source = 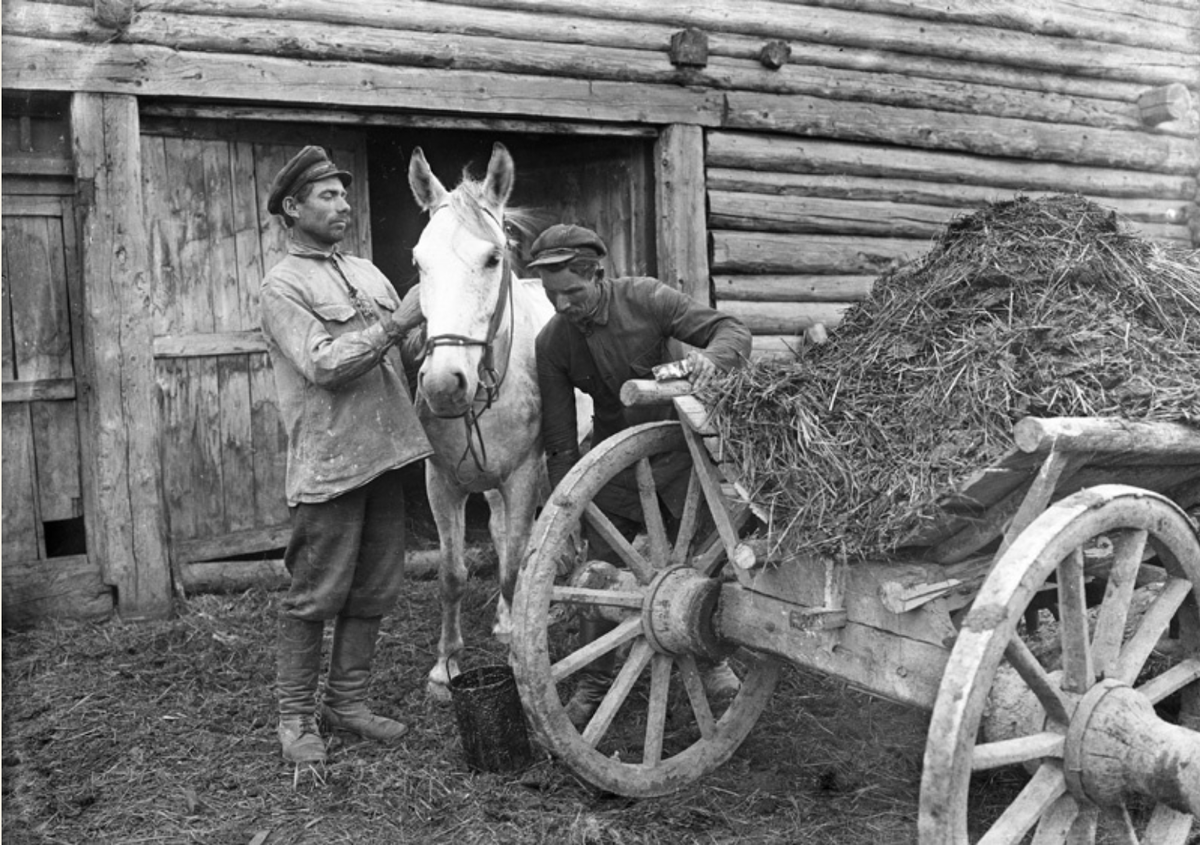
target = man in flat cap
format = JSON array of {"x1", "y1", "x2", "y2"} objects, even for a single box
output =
[
  {"x1": 530, "y1": 223, "x2": 751, "y2": 728},
  {"x1": 260, "y1": 145, "x2": 432, "y2": 765}
]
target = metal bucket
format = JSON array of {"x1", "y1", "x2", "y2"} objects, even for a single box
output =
[{"x1": 448, "y1": 664, "x2": 534, "y2": 773}]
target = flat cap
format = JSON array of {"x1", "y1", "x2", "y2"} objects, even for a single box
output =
[
  {"x1": 527, "y1": 224, "x2": 608, "y2": 268},
  {"x1": 267, "y1": 146, "x2": 353, "y2": 216}
]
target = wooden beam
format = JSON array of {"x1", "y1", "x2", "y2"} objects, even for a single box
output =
[
  {"x1": 710, "y1": 191, "x2": 954, "y2": 238},
  {"x1": 152, "y1": 331, "x2": 268, "y2": 358},
  {"x1": 1, "y1": 378, "x2": 76, "y2": 402},
  {"x1": 1, "y1": 554, "x2": 113, "y2": 628},
  {"x1": 717, "y1": 300, "x2": 853, "y2": 334},
  {"x1": 711, "y1": 232, "x2": 917, "y2": 274},
  {"x1": 707, "y1": 132, "x2": 1198, "y2": 200},
  {"x1": 713, "y1": 274, "x2": 874, "y2": 302},
  {"x1": 654, "y1": 125, "x2": 708, "y2": 300},
  {"x1": 72, "y1": 92, "x2": 173, "y2": 621}
]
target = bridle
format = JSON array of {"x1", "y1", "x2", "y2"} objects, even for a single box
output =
[{"x1": 418, "y1": 202, "x2": 516, "y2": 474}]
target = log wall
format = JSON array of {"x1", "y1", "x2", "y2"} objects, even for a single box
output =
[{"x1": 0, "y1": 0, "x2": 1196, "y2": 615}]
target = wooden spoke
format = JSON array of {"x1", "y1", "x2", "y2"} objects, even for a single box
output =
[
  {"x1": 1143, "y1": 805, "x2": 1195, "y2": 844},
  {"x1": 550, "y1": 616, "x2": 642, "y2": 683},
  {"x1": 1004, "y1": 637, "x2": 1072, "y2": 726},
  {"x1": 972, "y1": 731, "x2": 1064, "y2": 771},
  {"x1": 635, "y1": 456, "x2": 672, "y2": 567},
  {"x1": 1091, "y1": 529, "x2": 1146, "y2": 679},
  {"x1": 551, "y1": 585, "x2": 643, "y2": 610},
  {"x1": 1058, "y1": 547, "x2": 1095, "y2": 694},
  {"x1": 978, "y1": 762, "x2": 1068, "y2": 845},
  {"x1": 1116, "y1": 577, "x2": 1193, "y2": 684},
  {"x1": 1136, "y1": 658, "x2": 1200, "y2": 705},
  {"x1": 681, "y1": 426, "x2": 741, "y2": 565},
  {"x1": 1065, "y1": 806, "x2": 1100, "y2": 844},
  {"x1": 584, "y1": 502, "x2": 653, "y2": 583},
  {"x1": 642, "y1": 654, "x2": 673, "y2": 766},
  {"x1": 1111, "y1": 806, "x2": 1139, "y2": 845},
  {"x1": 581, "y1": 639, "x2": 654, "y2": 746},
  {"x1": 678, "y1": 654, "x2": 716, "y2": 739},
  {"x1": 670, "y1": 469, "x2": 702, "y2": 567},
  {"x1": 1030, "y1": 796, "x2": 1079, "y2": 845}
]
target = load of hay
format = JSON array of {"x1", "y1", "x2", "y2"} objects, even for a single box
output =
[{"x1": 704, "y1": 194, "x2": 1200, "y2": 562}]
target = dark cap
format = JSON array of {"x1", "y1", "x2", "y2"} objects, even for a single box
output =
[
  {"x1": 267, "y1": 146, "x2": 353, "y2": 216},
  {"x1": 527, "y1": 224, "x2": 608, "y2": 268}
]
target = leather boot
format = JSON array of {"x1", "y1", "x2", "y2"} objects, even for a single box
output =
[
  {"x1": 564, "y1": 616, "x2": 617, "y2": 730},
  {"x1": 321, "y1": 616, "x2": 408, "y2": 743},
  {"x1": 276, "y1": 616, "x2": 327, "y2": 764}
]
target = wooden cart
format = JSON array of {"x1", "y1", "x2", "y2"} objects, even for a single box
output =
[{"x1": 510, "y1": 381, "x2": 1200, "y2": 844}]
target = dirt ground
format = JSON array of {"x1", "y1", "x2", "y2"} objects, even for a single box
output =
[{"x1": 2, "y1": 561, "x2": 941, "y2": 845}]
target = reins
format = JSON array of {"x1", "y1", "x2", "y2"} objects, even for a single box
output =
[{"x1": 418, "y1": 203, "x2": 518, "y2": 476}]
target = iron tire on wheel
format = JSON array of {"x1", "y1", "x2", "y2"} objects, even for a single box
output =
[
  {"x1": 512, "y1": 421, "x2": 780, "y2": 797},
  {"x1": 920, "y1": 484, "x2": 1200, "y2": 844}
]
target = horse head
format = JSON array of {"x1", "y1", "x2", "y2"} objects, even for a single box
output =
[{"x1": 408, "y1": 142, "x2": 516, "y2": 418}]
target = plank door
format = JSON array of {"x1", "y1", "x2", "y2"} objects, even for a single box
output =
[
  {"x1": 139, "y1": 118, "x2": 371, "y2": 567},
  {"x1": 2, "y1": 190, "x2": 112, "y2": 625}
]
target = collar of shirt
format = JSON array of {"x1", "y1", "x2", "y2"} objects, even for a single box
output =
[{"x1": 287, "y1": 240, "x2": 341, "y2": 260}]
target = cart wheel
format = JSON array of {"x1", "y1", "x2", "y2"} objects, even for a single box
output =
[
  {"x1": 512, "y1": 421, "x2": 780, "y2": 797},
  {"x1": 920, "y1": 484, "x2": 1200, "y2": 844}
]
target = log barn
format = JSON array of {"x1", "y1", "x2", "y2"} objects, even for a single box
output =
[{"x1": 2, "y1": 0, "x2": 1197, "y2": 626}]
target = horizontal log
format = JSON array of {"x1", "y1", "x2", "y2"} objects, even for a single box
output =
[
  {"x1": 445, "y1": 0, "x2": 1199, "y2": 87},
  {"x1": 172, "y1": 522, "x2": 291, "y2": 564},
  {"x1": 706, "y1": 168, "x2": 1194, "y2": 223},
  {"x1": 726, "y1": 91, "x2": 1198, "y2": 174},
  {"x1": 176, "y1": 558, "x2": 288, "y2": 594},
  {"x1": 1013, "y1": 417, "x2": 1200, "y2": 456},
  {"x1": 10, "y1": 3, "x2": 1190, "y2": 138},
  {"x1": 1, "y1": 378, "x2": 76, "y2": 403},
  {"x1": 153, "y1": 331, "x2": 267, "y2": 358},
  {"x1": 1, "y1": 36, "x2": 727, "y2": 127},
  {"x1": 751, "y1": 334, "x2": 836, "y2": 359},
  {"x1": 712, "y1": 231, "x2": 919, "y2": 274},
  {"x1": 718, "y1": 299, "x2": 853, "y2": 334},
  {"x1": 710, "y1": 191, "x2": 952, "y2": 238},
  {"x1": 714, "y1": 274, "x2": 874, "y2": 302},
  {"x1": 2, "y1": 554, "x2": 113, "y2": 628},
  {"x1": 708, "y1": 132, "x2": 1199, "y2": 199},
  {"x1": 773, "y1": 0, "x2": 1199, "y2": 53}
]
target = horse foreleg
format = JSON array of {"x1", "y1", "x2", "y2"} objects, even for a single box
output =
[
  {"x1": 426, "y1": 468, "x2": 468, "y2": 702},
  {"x1": 492, "y1": 459, "x2": 544, "y2": 645},
  {"x1": 482, "y1": 489, "x2": 512, "y2": 644}
]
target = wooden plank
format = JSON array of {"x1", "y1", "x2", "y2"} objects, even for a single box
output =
[
  {"x1": 191, "y1": 356, "x2": 225, "y2": 538},
  {"x1": 712, "y1": 231, "x2": 918, "y2": 274},
  {"x1": 2, "y1": 403, "x2": 42, "y2": 560},
  {"x1": 217, "y1": 355, "x2": 255, "y2": 534},
  {"x1": 655, "y1": 125, "x2": 708, "y2": 300},
  {"x1": 202, "y1": 138, "x2": 244, "y2": 332},
  {"x1": 140, "y1": 133, "x2": 178, "y2": 337},
  {"x1": 30, "y1": 399, "x2": 83, "y2": 522},
  {"x1": 3, "y1": 37, "x2": 728, "y2": 128},
  {"x1": 0, "y1": 378, "x2": 75, "y2": 402},
  {"x1": 248, "y1": 352, "x2": 288, "y2": 528},
  {"x1": 230, "y1": 140, "x2": 265, "y2": 330},
  {"x1": 713, "y1": 274, "x2": 874, "y2": 302},
  {"x1": 707, "y1": 132, "x2": 1198, "y2": 200},
  {"x1": 172, "y1": 522, "x2": 292, "y2": 564},
  {"x1": 1, "y1": 553, "x2": 113, "y2": 628},
  {"x1": 156, "y1": 357, "x2": 194, "y2": 541},
  {"x1": 166, "y1": 134, "x2": 216, "y2": 334},
  {"x1": 718, "y1": 299, "x2": 853, "y2": 335},
  {"x1": 1, "y1": 229, "x2": 13, "y2": 382},
  {"x1": 710, "y1": 190, "x2": 954, "y2": 238},
  {"x1": 706, "y1": 168, "x2": 1194, "y2": 224},
  {"x1": 73, "y1": 91, "x2": 172, "y2": 620},
  {"x1": 725, "y1": 90, "x2": 1198, "y2": 174},
  {"x1": 3, "y1": 214, "x2": 73, "y2": 381},
  {"x1": 153, "y1": 331, "x2": 268, "y2": 357}
]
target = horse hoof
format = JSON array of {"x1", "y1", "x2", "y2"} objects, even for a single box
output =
[{"x1": 427, "y1": 680, "x2": 453, "y2": 703}]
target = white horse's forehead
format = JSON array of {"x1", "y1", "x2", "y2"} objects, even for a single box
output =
[{"x1": 415, "y1": 204, "x2": 502, "y2": 262}]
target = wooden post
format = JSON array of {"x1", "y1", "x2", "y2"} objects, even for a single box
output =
[
  {"x1": 72, "y1": 92, "x2": 173, "y2": 620},
  {"x1": 654, "y1": 125, "x2": 708, "y2": 303}
]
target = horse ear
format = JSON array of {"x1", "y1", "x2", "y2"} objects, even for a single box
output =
[
  {"x1": 483, "y1": 143, "x2": 515, "y2": 209},
  {"x1": 408, "y1": 147, "x2": 447, "y2": 211}
]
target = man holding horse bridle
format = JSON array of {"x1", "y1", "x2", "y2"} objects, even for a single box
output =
[
  {"x1": 260, "y1": 146, "x2": 432, "y2": 766},
  {"x1": 530, "y1": 223, "x2": 752, "y2": 727}
]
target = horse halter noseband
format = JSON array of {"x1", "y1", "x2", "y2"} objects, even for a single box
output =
[{"x1": 419, "y1": 202, "x2": 516, "y2": 474}]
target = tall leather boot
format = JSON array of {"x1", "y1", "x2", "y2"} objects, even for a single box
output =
[
  {"x1": 321, "y1": 616, "x2": 408, "y2": 743},
  {"x1": 276, "y1": 615, "x2": 327, "y2": 764},
  {"x1": 564, "y1": 616, "x2": 617, "y2": 729}
]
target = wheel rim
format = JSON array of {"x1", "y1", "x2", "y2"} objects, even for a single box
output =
[
  {"x1": 512, "y1": 421, "x2": 780, "y2": 797},
  {"x1": 920, "y1": 484, "x2": 1200, "y2": 844}
]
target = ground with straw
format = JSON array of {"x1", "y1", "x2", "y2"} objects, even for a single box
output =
[
  {"x1": 3, "y1": 568, "x2": 934, "y2": 845},
  {"x1": 704, "y1": 195, "x2": 1200, "y2": 561}
]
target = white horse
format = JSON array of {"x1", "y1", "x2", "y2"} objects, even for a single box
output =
[{"x1": 408, "y1": 143, "x2": 587, "y2": 700}]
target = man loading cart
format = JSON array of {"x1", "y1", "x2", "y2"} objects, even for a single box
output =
[{"x1": 530, "y1": 223, "x2": 752, "y2": 728}]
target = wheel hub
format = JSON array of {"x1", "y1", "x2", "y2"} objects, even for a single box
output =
[{"x1": 641, "y1": 566, "x2": 731, "y2": 659}]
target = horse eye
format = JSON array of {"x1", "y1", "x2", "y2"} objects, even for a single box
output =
[{"x1": 484, "y1": 252, "x2": 501, "y2": 269}]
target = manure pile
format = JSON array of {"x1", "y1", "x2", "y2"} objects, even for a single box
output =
[{"x1": 704, "y1": 194, "x2": 1200, "y2": 562}]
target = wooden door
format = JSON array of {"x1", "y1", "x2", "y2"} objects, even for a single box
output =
[
  {"x1": 139, "y1": 118, "x2": 371, "y2": 568},
  {"x1": 2, "y1": 185, "x2": 111, "y2": 625}
]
